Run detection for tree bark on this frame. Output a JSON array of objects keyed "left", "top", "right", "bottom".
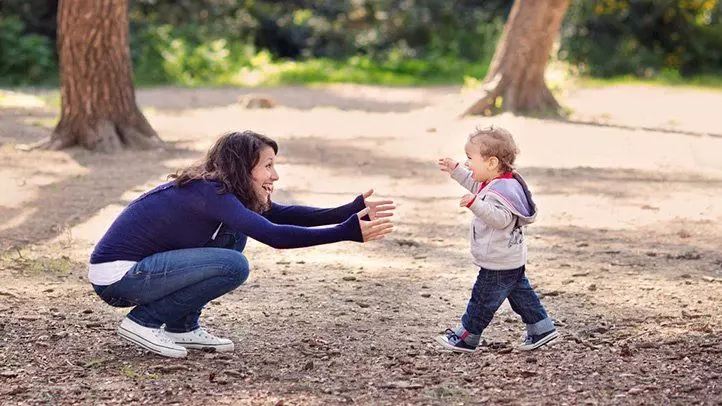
[
  {"left": 49, "top": 0, "right": 161, "bottom": 152},
  {"left": 461, "top": 0, "right": 570, "bottom": 117}
]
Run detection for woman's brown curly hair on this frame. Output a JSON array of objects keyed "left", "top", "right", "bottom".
[{"left": 169, "top": 130, "right": 278, "bottom": 213}]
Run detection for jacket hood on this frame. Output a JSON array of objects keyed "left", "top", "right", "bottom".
[{"left": 485, "top": 173, "right": 537, "bottom": 226}]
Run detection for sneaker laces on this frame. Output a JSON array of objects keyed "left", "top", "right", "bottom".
[
  {"left": 444, "top": 328, "right": 462, "bottom": 344},
  {"left": 194, "top": 328, "right": 214, "bottom": 341},
  {"left": 181, "top": 327, "right": 223, "bottom": 342},
  {"left": 152, "top": 329, "right": 176, "bottom": 345}
]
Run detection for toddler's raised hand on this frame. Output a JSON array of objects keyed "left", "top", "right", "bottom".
[{"left": 438, "top": 158, "right": 458, "bottom": 174}]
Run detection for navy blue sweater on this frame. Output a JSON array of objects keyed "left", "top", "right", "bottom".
[{"left": 90, "top": 180, "right": 366, "bottom": 264}]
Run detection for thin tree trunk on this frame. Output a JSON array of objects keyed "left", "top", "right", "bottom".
[
  {"left": 461, "top": 0, "right": 570, "bottom": 117},
  {"left": 48, "top": 0, "right": 161, "bottom": 152}
]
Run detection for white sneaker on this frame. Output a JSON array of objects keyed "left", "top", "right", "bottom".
[
  {"left": 117, "top": 317, "right": 187, "bottom": 358},
  {"left": 164, "top": 327, "right": 235, "bottom": 352}
]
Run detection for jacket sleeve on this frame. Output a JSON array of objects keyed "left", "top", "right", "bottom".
[
  {"left": 450, "top": 165, "right": 482, "bottom": 194},
  {"left": 262, "top": 195, "right": 366, "bottom": 226},
  {"left": 467, "top": 194, "right": 514, "bottom": 230},
  {"left": 202, "top": 192, "right": 364, "bottom": 248}
]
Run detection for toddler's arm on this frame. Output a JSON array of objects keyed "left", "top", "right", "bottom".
[
  {"left": 462, "top": 194, "right": 514, "bottom": 229},
  {"left": 450, "top": 165, "right": 482, "bottom": 194},
  {"left": 438, "top": 158, "right": 481, "bottom": 193}
]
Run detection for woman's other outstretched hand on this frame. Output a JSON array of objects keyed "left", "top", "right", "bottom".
[
  {"left": 438, "top": 158, "right": 458, "bottom": 174},
  {"left": 356, "top": 207, "right": 394, "bottom": 242},
  {"left": 362, "top": 189, "right": 395, "bottom": 220}
]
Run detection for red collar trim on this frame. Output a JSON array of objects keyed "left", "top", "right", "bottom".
[{"left": 478, "top": 172, "right": 514, "bottom": 193}]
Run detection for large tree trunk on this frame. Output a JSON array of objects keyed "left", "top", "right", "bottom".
[
  {"left": 47, "top": 0, "right": 161, "bottom": 152},
  {"left": 461, "top": 0, "right": 570, "bottom": 117}
]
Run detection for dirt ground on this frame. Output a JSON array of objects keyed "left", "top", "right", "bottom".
[{"left": 1, "top": 83, "right": 721, "bottom": 405}]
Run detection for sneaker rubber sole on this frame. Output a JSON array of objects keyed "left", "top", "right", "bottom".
[
  {"left": 434, "top": 335, "right": 478, "bottom": 353},
  {"left": 172, "top": 341, "right": 235, "bottom": 352},
  {"left": 118, "top": 325, "right": 187, "bottom": 358},
  {"left": 518, "top": 330, "right": 560, "bottom": 351}
]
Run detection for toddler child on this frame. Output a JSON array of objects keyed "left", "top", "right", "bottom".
[{"left": 436, "top": 125, "right": 558, "bottom": 353}]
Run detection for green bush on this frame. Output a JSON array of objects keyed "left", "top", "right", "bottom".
[
  {"left": 0, "top": 16, "right": 56, "bottom": 85},
  {"left": 4, "top": 0, "right": 719, "bottom": 87},
  {"left": 561, "top": 0, "right": 722, "bottom": 78},
  {"left": 127, "top": 1, "right": 505, "bottom": 86},
  {"left": 132, "top": 24, "right": 256, "bottom": 86},
  {"left": 2, "top": 1, "right": 508, "bottom": 86}
]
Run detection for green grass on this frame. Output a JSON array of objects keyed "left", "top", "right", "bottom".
[
  {"left": 5, "top": 56, "right": 721, "bottom": 92},
  {"left": 3, "top": 253, "right": 74, "bottom": 275},
  {"left": 127, "top": 34, "right": 494, "bottom": 87},
  {"left": 577, "top": 73, "right": 722, "bottom": 90},
  {"left": 232, "top": 56, "right": 489, "bottom": 86}
]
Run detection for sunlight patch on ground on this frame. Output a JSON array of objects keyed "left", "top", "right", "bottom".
[
  {"left": 63, "top": 204, "right": 127, "bottom": 246},
  {"left": 244, "top": 240, "right": 437, "bottom": 274},
  {"left": 0, "top": 90, "right": 47, "bottom": 108},
  {"left": 0, "top": 207, "right": 37, "bottom": 232},
  {"left": 20, "top": 116, "right": 58, "bottom": 129},
  {"left": 0, "top": 155, "right": 89, "bottom": 208},
  {"left": 161, "top": 157, "right": 198, "bottom": 172},
  {"left": 536, "top": 189, "right": 722, "bottom": 231}
]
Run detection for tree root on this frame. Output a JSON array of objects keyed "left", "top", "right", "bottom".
[
  {"left": 459, "top": 74, "right": 505, "bottom": 118},
  {"left": 40, "top": 118, "right": 163, "bottom": 153},
  {"left": 460, "top": 73, "right": 563, "bottom": 118},
  {"left": 15, "top": 134, "right": 75, "bottom": 152}
]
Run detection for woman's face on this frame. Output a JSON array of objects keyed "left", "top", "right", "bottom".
[{"left": 250, "top": 145, "right": 279, "bottom": 210}]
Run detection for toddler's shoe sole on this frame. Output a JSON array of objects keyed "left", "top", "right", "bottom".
[
  {"left": 435, "top": 335, "right": 477, "bottom": 353},
  {"left": 518, "top": 330, "right": 560, "bottom": 351}
]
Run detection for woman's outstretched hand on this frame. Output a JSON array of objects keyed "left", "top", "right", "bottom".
[
  {"left": 362, "top": 189, "right": 395, "bottom": 220},
  {"left": 356, "top": 207, "right": 394, "bottom": 242}
]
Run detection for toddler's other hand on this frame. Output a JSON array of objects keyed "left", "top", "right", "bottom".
[
  {"left": 459, "top": 194, "right": 476, "bottom": 208},
  {"left": 438, "top": 158, "right": 458, "bottom": 174}
]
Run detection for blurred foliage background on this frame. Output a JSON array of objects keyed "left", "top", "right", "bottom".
[{"left": 0, "top": 0, "right": 720, "bottom": 87}]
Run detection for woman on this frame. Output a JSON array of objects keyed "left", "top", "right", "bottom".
[{"left": 89, "top": 130, "right": 394, "bottom": 358}]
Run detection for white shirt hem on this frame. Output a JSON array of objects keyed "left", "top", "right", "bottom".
[{"left": 88, "top": 260, "right": 137, "bottom": 286}]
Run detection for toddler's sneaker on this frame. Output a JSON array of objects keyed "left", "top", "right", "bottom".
[
  {"left": 163, "top": 327, "right": 234, "bottom": 352},
  {"left": 435, "top": 328, "right": 478, "bottom": 353},
  {"left": 117, "top": 317, "right": 187, "bottom": 358},
  {"left": 518, "top": 329, "right": 559, "bottom": 351}
]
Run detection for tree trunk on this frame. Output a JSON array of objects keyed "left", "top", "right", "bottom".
[
  {"left": 48, "top": 0, "right": 161, "bottom": 152},
  {"left": 461, "top": 0, "right": 570, "bottom": 117}
]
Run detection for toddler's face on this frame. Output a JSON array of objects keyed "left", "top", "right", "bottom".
[{"left": 464, "top": 142, "right": 500, "bottom": 183}]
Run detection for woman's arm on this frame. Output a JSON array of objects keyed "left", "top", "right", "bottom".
[
  {"left": 189, "top": 182, "right": 391, "bottom": 248},
  {"left": 262, "top": 195, "right": 366, "bottom": 227},
  {"left": 213, "top": 194, "right": 363, "bottom": 248}
]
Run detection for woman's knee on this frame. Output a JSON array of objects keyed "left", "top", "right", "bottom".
[{"left": 218, "top": 250, "right": 250, "bottom": 286}]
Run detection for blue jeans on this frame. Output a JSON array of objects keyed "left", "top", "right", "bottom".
[
  {"left": 462, "top": 265, "right": 554, "bottom": 336},
  {"left": 93, "top": 226, "right": 249, "bottom": 332}
]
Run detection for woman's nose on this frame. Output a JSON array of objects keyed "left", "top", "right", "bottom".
[{"left": 271, "top": 168, "right": 279, "bottom": 180}]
